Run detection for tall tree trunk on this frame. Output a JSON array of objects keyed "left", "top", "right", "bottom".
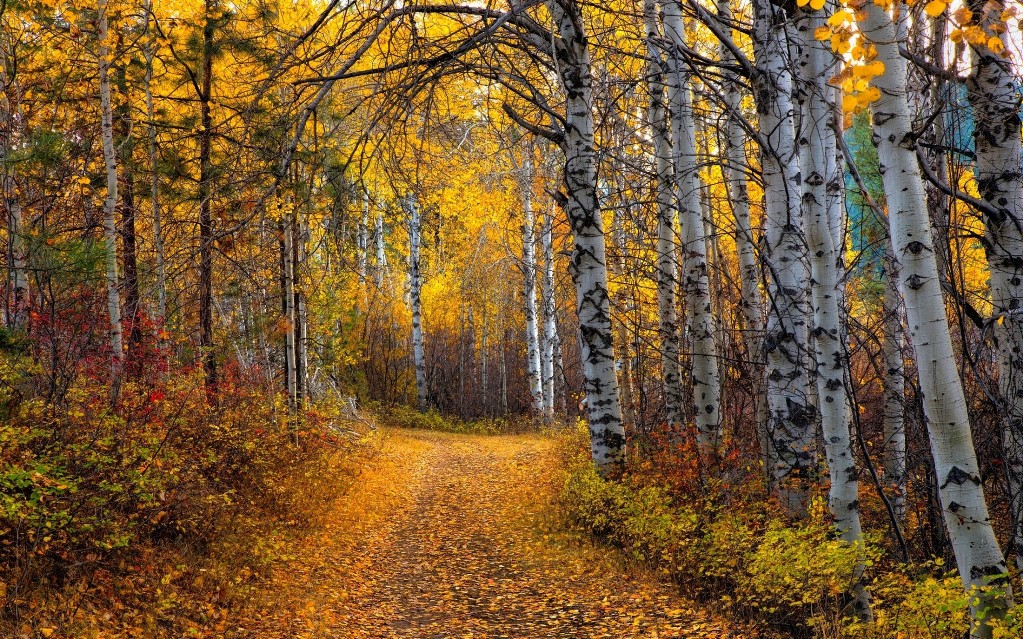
[
  {"left": 98, "top": 0, "right": 124, "bottom": 402},
  {"left": 644, "top": 0, "right": 685, "bottom": 433},
  {"left": 198, "top": 0, "right": 216, "bottom": 395},
  {"left": 717, "top": 0, "right": 767, "bottom": 468},
  {"left": 795, "top": 8, "right": 866, "bottom": 614},
  {"left": 964, "top": 0, "right": 1023, "bottom": 572},
  {"left": 143, "top": 0, "right": 166, "bottom": 331},
  {"left": 517, "top": 151, "right": 544, "bottom": 414},
  {"left": 282, "top": 217, "right": 297, "bottom": 418},
  {"left": 375, "top": 211, "right": 387, "bottom": 288},
  {"left": 752, "top": 0, "right": 813, "bottom": 513},
  {"left": 663, "top": 1, "right": 721, "bottom": 453},
  {"left": 408, "top": 196, "right": 428, "bottom": 412},
  {"left": 861, "top": 3, "right": 1011, "bottom": 631},
  {"left": 550, "top": 0, "right": 626, "bottom": 472},
  {"left": 541, "top": 205, "right": 557, "bottom": 419}
]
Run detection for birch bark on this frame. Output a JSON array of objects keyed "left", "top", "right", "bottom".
[
  {"left": 98, "top": 0, "right": 124, "bottom": 401},
  {"left": 644, "top": 0, "right": 684, "bottom": 433},
  {"left": 861, "top": 3, "right": 1011, "bottom": 629},
  {"left": 408, "top": 196, "right": 429, "bottom": 412},
  {"left": 964, "top": 0, "right": 1023, "bottom": 571},
  {"left": 752, "top": 0, "right": 814, "bottom": 512},
  {"left": 663, "top": 1, "right": 721, "bottom": 451},
  {"left": 550, "top": 0, "right": 626, "bottom": 471}
]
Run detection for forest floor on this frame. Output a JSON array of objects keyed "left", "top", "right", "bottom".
[{"left": 236, "top": 429, "right": 730, "bottom": 638}]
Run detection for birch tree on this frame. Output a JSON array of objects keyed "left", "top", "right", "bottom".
[
  {"left": 98, "top": 0, "right": 124, "bottom": 402},
  {"left": 963, "top": 0, "right": 1023, "bottom": 571},
  {"left": 644, "top": 0, "right": 685, "bottom": 433},
  {"left": 752, "top": 0, "right": 814, "bottom": 511},
  {"left": 663, "top": 0, "right": 721, "bottom": 452},
  {"left": 860, "top": 3, "right": 1011, "bottom": 630},
  {"left": 550, "top": 0, "right": 626, "bottom": 471},
  {"left": 515, "top": 149, "right": 544, "bottom": 414},
  {"left": 408, "top": 195, "right": 428, "bottom": 412}
]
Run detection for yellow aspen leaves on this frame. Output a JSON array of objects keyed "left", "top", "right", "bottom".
[
  {"left": 987, "top": 36, "right": 1005, "bottom": 55},
  {"left": 796, "top": 0, "right": 827, "bottom": 11},
  {"left": 924, "top": 0, "right": 946, "bottom": 17}
]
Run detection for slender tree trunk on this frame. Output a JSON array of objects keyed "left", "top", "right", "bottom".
[
  {"left": 861, "top": 4, "right": 1011, "bottom": 631},
  {"left": 796, "top": 8, "right": 866, "bottom": 614},
  {"left": 964, "top": 0, "right": 1023, "bottom": 572},
  {"left": 663, "top": 1, "right": 721, "bottom": 452},
  {"left": 143, "top": 0, "right": 166, "bottom": 331},
  {"left": 408, "top": 196, "right": 428, "bottom": 412},
  {"left": 752, "top": 0, "right": 814, "bottom": 513},
  {"left": 550, "top": 0, "right": 625, "bottom": 471},
  {"left": 717, "top": 0, "right": 768, "bottom": 468},
  {"left": 359, "top": 188, "right": 369, "bottom": 300},
  {"left": 282, "top": 218, "right": 297, "bottom": 418},
  {"left": 541, "top": 206, "right": 557, "bottom": 419},
  {"left": 98, "top": 0, "right": 124, "bottom": 402},
  {"left": 198, "top": 0, "right": 216, "bottom": 395},
  {"left": 644, "top": 0, "right": 684, "bottom": 433},
  {"left": 518, "top": 152, "right": 544, "bottom": 414},
  {"left": 375, "top": 211, "right": 387, "bottom": 288}
]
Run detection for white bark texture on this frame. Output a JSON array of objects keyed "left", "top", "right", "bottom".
[
  {"left": 862, "top": 2, "right": 1011, "bottom": 628},
  {"left": 99, "top": 0, "right": 124, "bottom": 400},
  {"left": 408, "top": 196, "right": 428, "bottom": 412},
  {"left": 965, "top": 0, "right": 1023, "bottom": 571},
  {"left": 283, "top": 217, "right": 298, "bottom": 416},
  {"left": 541, "top": 207, "right": 557, "bottom": 418},
  {"left": 663, "top": 1, "right": 722, "bottom": 451},
  {"left": 518, "top": 153, "right": 545, "bottom": 414},
  {"left": 752, "top": 0, "right": 814, "bottom": 512},
  {"left": 375, "top": 211, "right": 387, "bottom": 288},
  {"left": 551, "top": 0, "right": 626, "bottom": 471},
  {"left": 644, "top": 0, "right": 685, "bottom": 433},
  {"left": 797, "top": 10, "right": 861, "bottom": 543}
]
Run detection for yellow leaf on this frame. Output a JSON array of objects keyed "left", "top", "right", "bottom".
[
  {"left": 924, "top": 0, "right": 946, "bottom": 17},
  {"left": 861, "top": 86, "right": 882, "bottom": 103},
  {"left": 40, "top": 629, "right": 55, "bottom": 638},
  {"left": 809, "top": 0, "right": 826, "bottom": 10},
  {"left": 842, "top": 93, "right": 858, "bottom": 113},
  {"left": 814, "top": 26, "right": 831, "bottom": 40},
  {"left": 987, "top": 36, "right": 1005, "bottom": 54}
]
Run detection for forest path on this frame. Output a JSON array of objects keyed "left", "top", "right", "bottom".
[{"left": 244, "top": 429, "right": 727, "bottom": 638}]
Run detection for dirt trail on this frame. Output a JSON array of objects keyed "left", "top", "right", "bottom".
[{"left": 247, "top": 430, "right": 726, "bottom": 638}]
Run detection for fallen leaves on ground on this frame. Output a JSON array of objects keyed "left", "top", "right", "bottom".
[{"left": 236, "top": 429, "right": 732, "bottom": 638}]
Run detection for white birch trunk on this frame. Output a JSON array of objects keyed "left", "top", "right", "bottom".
[
  {"left": 550, "top": 0, "right": 626, "bottom": 471},
  {"left": 861, "top": 3, "right": 1011, "bottom": 629},
  {"left": 796, "top": 9, "right": 866, "bottom": 614},
  {"left": 98, "top": 0, "right": 124, "bottom": 401},
  {"left": 663, "top": 1, "right": 721, "bottom": 452},
  {"left": 964, "top": 0, "right": 1023, "bottom": 571},
  {"left": 283, "top": 217, "right": 297, "bottom": 417},
  {"left": 359, "top": 189, "right": 369, "bottom": 288},
  {"left": 408, "top": 196, "right": 428, "bottom": 412},
  {"left": 644, "top": 0, "right": 685, "bottom": 433},
  {"left": 375, "top": 211, "right": 387, "bottom": 288},
  {"left": 541, "top": 206, "right": 557, "bottom": 419},
  {"left": 518, "top": 153, "right": 544, "bottom": 414},
  {"left": 752, "top": 0, "right": 813, "bottom": 512}
]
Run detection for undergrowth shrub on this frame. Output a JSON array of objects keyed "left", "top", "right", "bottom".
[
  {"left": 373, "top": 401, "right": 536, "bottom": 435},
  {"left": 0, "top": 352, "right": 368, "bottom": 636},
  {"left": 558, "top": 425, "right": 1023, "bottom": 638}
]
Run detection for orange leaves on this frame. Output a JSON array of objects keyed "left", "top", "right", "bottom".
[{"left": 924, "top": 0, "right": 947, "bottom": 17}]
